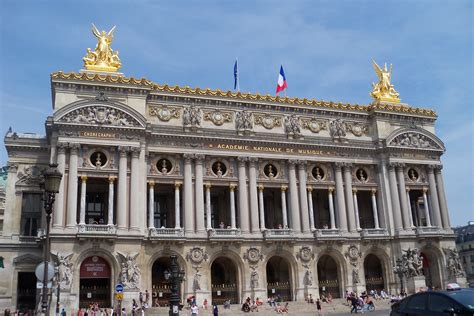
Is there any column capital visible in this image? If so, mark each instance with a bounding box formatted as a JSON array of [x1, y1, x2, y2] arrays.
[[7, 162, 18, 173], [205, 182, 212, 189], [194, 154, 205, 162], [434, 164, 443, 172], [57, 142, 67, 154], [281, 185, 288, 192], [148, 180, 156, 187], [183, 153, 194, 162], [352, 188, 358, 194], [288, 159, 298, 166], [422, 187, 429, 193], [81, 175, 88, 182], [118, 146, 128, 156], [388, 162, 397, 170], [174, 181, 182, 188], [405, 187, 410, 192], [248, 157, 258, 164], [258, 184, 264, 191], [297, 160, 307, 168], [229, 183, 237, 191], [108, 176, 116, 183], [69, 143, 80, 154], [371, 188, 377, 195], [130, 147, 140, 158], [307, 186, 313, 192], [427, 164, 438, 171], [328, 186, 335, 193]]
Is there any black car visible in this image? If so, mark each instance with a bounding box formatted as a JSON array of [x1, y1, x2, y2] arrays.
[[390, 289, 474, 316]]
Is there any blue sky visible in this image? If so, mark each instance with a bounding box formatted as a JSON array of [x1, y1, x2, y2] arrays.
[[0, 0, 472, 226]]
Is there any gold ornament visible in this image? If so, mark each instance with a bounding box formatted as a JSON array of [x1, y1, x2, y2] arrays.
[[370, 60, 400, 103], [83, 24, 121, 73]]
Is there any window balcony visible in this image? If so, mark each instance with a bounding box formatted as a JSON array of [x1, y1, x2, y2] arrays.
[[361, 228, 388, 239], [149, 227, 184, 239], [208, 228, 242, 240], [313, 228, 341, 239], [77, 224, 117, 237], [263, 228, 294, 240], [415, 226, 441, 237]]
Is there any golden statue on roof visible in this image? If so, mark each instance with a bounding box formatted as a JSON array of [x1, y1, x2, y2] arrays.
[[370, 60, 400, 103], [83, 24, 121, 73]]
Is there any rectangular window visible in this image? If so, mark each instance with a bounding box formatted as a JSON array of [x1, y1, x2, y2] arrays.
[[470, 255, 474, 262], [20, 193, 42, 236]]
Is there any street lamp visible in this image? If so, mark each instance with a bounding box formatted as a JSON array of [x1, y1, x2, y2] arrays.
[[41, 163, 63, 314], [164, 255, 185, 316], [393, 258, 406, 296]]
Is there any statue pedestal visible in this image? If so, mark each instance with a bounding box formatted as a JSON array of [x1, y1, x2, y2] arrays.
[[448, 276, 468, 288], [406, 276, 426, 294]]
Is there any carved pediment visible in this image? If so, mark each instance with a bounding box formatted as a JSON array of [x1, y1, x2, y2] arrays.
[[387, 129, 444, 151], [13, 254, 42, 265], [57, 104, 144, 127]]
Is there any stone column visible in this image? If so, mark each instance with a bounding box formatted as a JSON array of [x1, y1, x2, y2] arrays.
[[352, 188, 361, 230], [175, 182, 182, 229], [53, 143, 67, 228], [343, 163, 356, 232], [396, 164, 411, 230], [205, 183, 211, 230], [183, 154, 194, 234], [108, 176, 115, 225], [129, 148, 140, 230], [406, 188, 414, 228], [434, 166, 451, 229], [248, 158, 259, 233], [307, 186, 315, 230], [422, 187, 432, 227], [237, 157, 250, 233], [328, 187, 336, 229], [195, 155, 205, 234], [148, 180, 155, 229], [79, 176, 87, 225], [258, 184, 265, 230], [281, 185, 288, 228], [66, 144, 79, 228], [117, 147, 128, 230], [229, 183, 237, 229], [427, 165, 443, 228], [297, 161, 310, 233], [288, 160, 301, 232], [371, 189, 380, 229], [334, 163, 347, 231], [388, 163, 403, 231]]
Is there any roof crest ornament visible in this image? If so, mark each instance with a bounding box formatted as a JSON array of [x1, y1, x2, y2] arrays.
[[83, 24, 122, 73], [370, 60, 400, 104]]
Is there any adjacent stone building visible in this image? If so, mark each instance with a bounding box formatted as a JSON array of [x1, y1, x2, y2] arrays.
[[0, 27, 465, 312], [454, 222, 474, 287]]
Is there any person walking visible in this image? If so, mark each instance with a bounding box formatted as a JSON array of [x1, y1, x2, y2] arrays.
[[212, 303, 218, 316], [316, 298, 322, 315], [350, 295, 359, 314], [190, 303, 199, 316]]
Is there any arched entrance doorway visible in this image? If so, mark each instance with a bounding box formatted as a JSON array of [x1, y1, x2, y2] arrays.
[[211, 257, 239, 304], [317, 255, 340, 298], [364, 254, 384, 292], [266, 256, 292, 301], [79, 256, 111, 308], [151, 257, 172, 307], [421, 251, 442, 289]]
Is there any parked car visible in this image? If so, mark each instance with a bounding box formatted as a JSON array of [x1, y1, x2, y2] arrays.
[[390, 288, 474, 316]]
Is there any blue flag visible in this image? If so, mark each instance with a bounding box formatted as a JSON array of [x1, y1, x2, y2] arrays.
[[234, 59, 239, 90]]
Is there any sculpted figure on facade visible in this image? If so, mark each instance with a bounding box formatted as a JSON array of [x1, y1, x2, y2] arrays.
[[117, 252, 141, 289], [83, 24, 121, 72], [352, 268, 360, 284], [401, 248, 423, 277], [193, 269, 202, 291], [303, 269, 313, 286], [183, 105, 202, 127], [235, 110, 253, 131], [391, 132, 438, 149], [370, 60, 400, 103], [444, 248, 465, 277], [51, 253, 74, 289], [61, 106, 139, 127], [329, 119, 346, 139], [250, 269, 259, 289], [284, 114, 301, 136]]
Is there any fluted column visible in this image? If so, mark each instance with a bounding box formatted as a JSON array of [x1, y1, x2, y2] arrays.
[[422, 187, 432, 227], [307, 186, 315, 230], [352, 188, 361, 230], [195, 155, 205, 234], [183, 154, 194, 234], [281, 185, 288, 228], [205, 183, 211, 230], [108, 177, 115, 225], [248, 158, 259, 233], [66, 144, 79, 228], [229, 183, 237, 229], [297, 161, 310, 233], [258, 184, 265, 230], [175, 182, 182, 229], [427, 165, 442, 228], [396, 164, 411, 230], [434, 166, 451, 228], [237, 157, 250, 233], [371, 189, 380, 229], [288, 160, 301, 232], [388, 163, 403, 231], [129, 148, 140, 230], [53, 143, 66, 228], [79, 176, 87, 225], [117, 147, 128, 229], [343, 164, 356, 232], [406, 188, 414, 228], [148, 180, 155, 228], [328, 187, 336, 229], [334, 163, 347, 231]]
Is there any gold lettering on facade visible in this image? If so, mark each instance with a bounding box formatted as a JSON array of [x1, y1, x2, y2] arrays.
[[209, 143, 332, 156], [80, 131, 117, 138]]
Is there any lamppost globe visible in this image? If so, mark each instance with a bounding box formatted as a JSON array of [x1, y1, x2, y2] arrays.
[[43, 163, 63, 194], [164, 269, 171, 281]]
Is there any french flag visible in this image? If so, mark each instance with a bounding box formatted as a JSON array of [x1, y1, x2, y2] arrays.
[[276, 65, 288, 94]]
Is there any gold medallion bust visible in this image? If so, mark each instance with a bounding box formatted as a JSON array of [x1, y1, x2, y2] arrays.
[[370, 60, 400, 103], [83, 24, 121, 73]]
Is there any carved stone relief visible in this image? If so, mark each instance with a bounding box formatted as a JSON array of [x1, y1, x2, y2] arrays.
[[329, 119, 347, 139], [301, 118, 328, 134], [235, 110, 253, 131], [60, 106, 141, 127], [390, 132, 441, 149], [284, 114, 301, 136], [346, 122, 368, 137], [254, 114, 282, 130], [149, 105, 180, 121], [117, 252, 141, 289], [183, 105, 202, 127], [203, 109, 233, 126]]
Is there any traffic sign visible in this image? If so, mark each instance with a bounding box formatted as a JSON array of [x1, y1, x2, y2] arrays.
[[115, 283, 124, 293], [35, 262, 55, 281], [115, 293, 123, 301], [37, 281, 53, 289]]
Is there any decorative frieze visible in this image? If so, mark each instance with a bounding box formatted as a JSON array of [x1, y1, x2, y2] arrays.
[[149, 105, 180, 121], [203, 109, 233, 126], [59, 105, 141, 127], [301, 118, 328, 133], [389, 132, 441, 149], [254, 114, 282, 129]]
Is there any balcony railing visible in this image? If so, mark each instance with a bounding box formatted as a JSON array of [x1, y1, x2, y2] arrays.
[[361, 228, 388, 238], [314, 228, 341, 239], [77, 224, 117, 235], [208, 228, 242, 239], [415, 226, 441, 236], [149, 227, 184, 239], [263, 228, 294, 239]]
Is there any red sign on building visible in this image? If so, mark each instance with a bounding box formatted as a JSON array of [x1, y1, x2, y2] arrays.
[[80, 256, 111, 278]]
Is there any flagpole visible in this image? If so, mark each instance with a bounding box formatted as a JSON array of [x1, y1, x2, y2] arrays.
[[236, 57, 240, 92]]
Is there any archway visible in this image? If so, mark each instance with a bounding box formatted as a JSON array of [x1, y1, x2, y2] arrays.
[[317, 255, 341, 298], [364, 254, 384, 292], [266, 256, 292, 301], [151, 257, 172, 307], [211, 257, 239, 304], [421, 250, 442, 289], [79, 256, 111, 308]]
